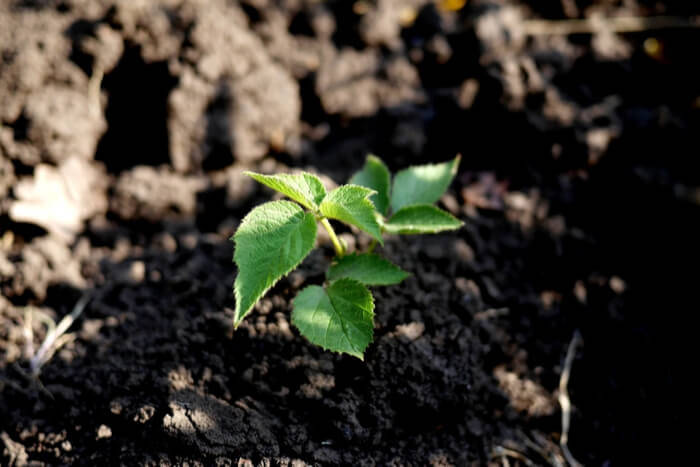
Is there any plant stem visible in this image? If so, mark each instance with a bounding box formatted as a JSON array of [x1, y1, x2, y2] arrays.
[[320, 218, 345, 257], [367, 239, 377, 253]]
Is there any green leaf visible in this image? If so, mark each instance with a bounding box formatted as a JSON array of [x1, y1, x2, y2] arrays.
[[245, 171, 327, 211], [390, 155, 461, 213], [327, 253, 409, 285], [291, 279, 374, 359], [320, 185, 383, 244], [384, 204, 463, 234], [349, 154, 391, 215], [233, 201, 317, 326]]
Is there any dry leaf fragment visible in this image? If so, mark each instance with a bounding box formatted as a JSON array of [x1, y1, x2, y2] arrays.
[[9, 157, 107, 241]]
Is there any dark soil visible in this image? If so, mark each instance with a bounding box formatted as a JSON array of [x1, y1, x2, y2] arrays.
[[2, 0, 699, 465]]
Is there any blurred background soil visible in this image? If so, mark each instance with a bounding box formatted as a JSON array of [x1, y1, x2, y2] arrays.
[[1, 0, 699, 465]]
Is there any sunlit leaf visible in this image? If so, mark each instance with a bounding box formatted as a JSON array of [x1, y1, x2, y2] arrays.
[[390, 155, 460, 212], [320, 185, 383, 244], [349, 154, 391, 215], [233, 201, 317, 326], [245, 171, 327, 211], [384, 204, 462, 234]]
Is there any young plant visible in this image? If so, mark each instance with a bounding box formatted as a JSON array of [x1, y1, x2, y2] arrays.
[[231, 154, 462, 359]]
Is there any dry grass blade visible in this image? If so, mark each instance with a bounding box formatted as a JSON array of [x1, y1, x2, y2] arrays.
[[559, 330, 583, 467], [28, 294, 90, 377], [491, 446, 537, 467]]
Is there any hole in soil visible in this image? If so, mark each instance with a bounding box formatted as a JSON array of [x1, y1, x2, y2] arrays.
[[289, 10, 315, 37], [10, 158, 35, 177], [1, 288, 36, 307], [103, 6, 121, 30], [94, 44, 178, 173], [12, 113, 29, 141], [239, 2, 262, 25], [66, 19, 99, 77], [393, 403, 444, 434], [12, 0, 54, 10], [327, 1, 364, 50], [0, 215, 48, 244], [44, 283, 84, 315], [298, 73, 327, 126], [195, 186, 227, 233], [202, 84, 234, 172], [400, 3, 442, 43], [69, 46, 94, 79]]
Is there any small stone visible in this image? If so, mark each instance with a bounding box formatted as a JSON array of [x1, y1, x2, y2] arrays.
[[149, 269, 162, 282], [97, 425, 112, 440], [453, 239, 475, 263], [455, 278, 480, 297], [546, 215, 566, 236], [110, 400, 123, 415], [574, 280, 587, 304], [181, 233, 198, 249], [288, 271, 306, 289], [395, 322, 425, 341], [481, 276, 502, 301], [155, 233, 177, 253], [441, 193, 461, 215], [133, 405, 156, 424], [609, 276, 626, 294], [427, 35, 452, 64], [458, 79, 479, 109], [129, 261, 145, 282]]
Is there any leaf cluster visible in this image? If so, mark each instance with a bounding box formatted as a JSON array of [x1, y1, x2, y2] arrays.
[[232, 155, 462, 359]]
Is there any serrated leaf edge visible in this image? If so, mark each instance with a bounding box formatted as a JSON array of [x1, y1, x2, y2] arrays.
[[232, 200, 317, 327], [291, 278, 375, 360], [321, 184, 384, 245], [326, 252, 411, 285], [244, 170, 326, 211], [384, 203, 464, 234], [351, 154, 392, 215], [390, 155, 461, 213]]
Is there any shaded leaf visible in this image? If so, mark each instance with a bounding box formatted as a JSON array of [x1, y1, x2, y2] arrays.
[[349, 154, 391, 215], [292, 279, 374, 359], [384, 204, 463, 234], [245, 171, 327, 210], [233, 201, 317, 326], [327, 253, 409, 285], [320, 185, 383, 244], [390, 155, 461, 212]]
